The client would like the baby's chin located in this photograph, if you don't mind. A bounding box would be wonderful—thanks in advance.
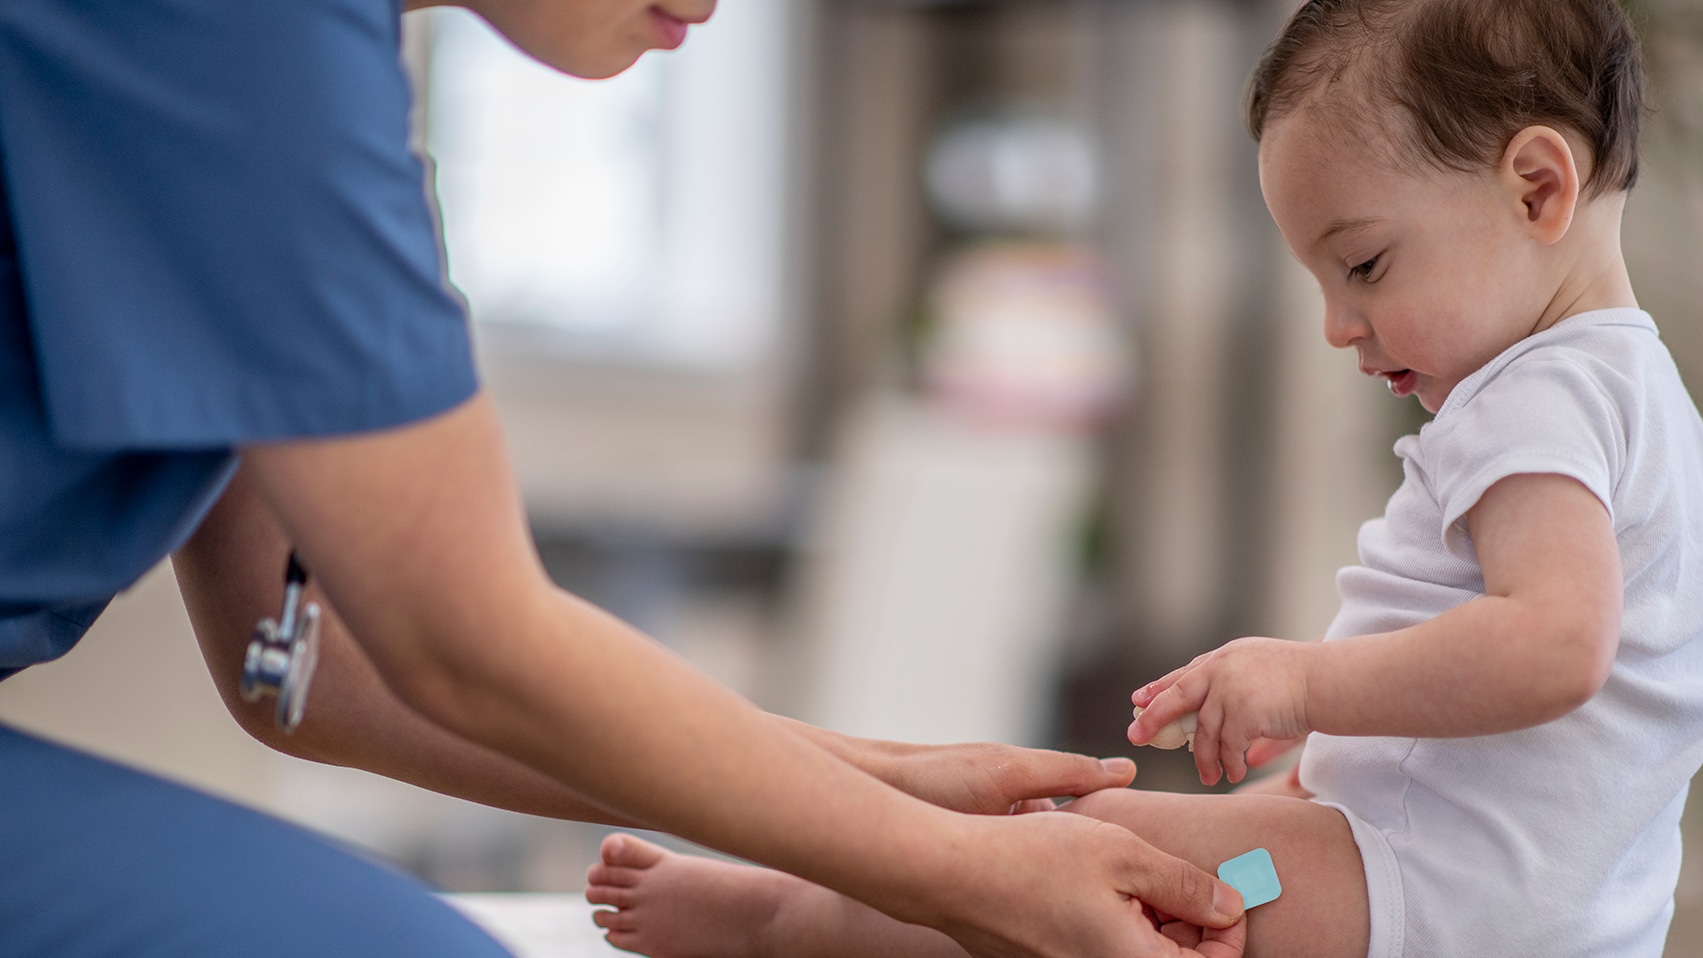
[1417,383,1450,414]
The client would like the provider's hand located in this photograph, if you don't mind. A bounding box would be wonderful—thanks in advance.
[883,741,1138,815]
[941,811,1245,958]
[1129,638,1317,786]
[772,718,1138,815]
[1151,913,1246,956]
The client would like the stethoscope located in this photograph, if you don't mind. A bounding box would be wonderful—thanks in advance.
[240,551,321,732]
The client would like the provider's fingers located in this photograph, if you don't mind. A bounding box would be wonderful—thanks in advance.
[1159,918,1202,948]
[996,750,1138,805]
[1191,916,1248,958]
[1157,917,1249,958]
[1113,829,1244,931]
[905,744,1139,813]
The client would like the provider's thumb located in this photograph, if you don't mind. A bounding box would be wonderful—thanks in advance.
[1047,754,1139,797]
[1116,831,1245,930]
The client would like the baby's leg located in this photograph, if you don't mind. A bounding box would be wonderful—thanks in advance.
[586,792,1368,958]
[1065,789,1369,958]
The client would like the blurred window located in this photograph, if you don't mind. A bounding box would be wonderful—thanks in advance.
[420,2,790,370]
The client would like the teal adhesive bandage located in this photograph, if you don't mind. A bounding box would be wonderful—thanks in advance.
[1217,847,1282,909]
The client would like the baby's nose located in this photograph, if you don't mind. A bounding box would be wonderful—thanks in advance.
[1322,302,1370,349]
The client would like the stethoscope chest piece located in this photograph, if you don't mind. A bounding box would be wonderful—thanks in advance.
[240,551,320,733]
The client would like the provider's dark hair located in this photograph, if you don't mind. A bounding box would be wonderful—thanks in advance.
[1246,0,1646,195]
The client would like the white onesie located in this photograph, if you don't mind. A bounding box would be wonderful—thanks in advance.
[1299,309,1703,958]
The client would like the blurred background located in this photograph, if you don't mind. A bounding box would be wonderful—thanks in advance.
[3,0,1702,949]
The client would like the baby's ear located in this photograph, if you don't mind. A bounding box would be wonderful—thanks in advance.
[1500,125,1581,245]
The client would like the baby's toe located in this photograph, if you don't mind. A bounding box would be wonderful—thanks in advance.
[600,832,670,869]
[586,883,638,909]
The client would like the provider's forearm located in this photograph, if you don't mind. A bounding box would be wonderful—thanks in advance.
[415,586,975,921]
[179,473,1126,828]
[174,479,638,825]
[238,397,972,925]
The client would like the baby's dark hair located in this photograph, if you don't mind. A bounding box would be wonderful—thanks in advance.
[1246,0,1646,196]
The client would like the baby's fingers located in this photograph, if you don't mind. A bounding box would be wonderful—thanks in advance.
[1132,654,1207,707]
[1191,701,1226,786]
[1129,681,1202,746]
[1219,725,1253,785]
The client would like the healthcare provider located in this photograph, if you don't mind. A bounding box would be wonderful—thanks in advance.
[0,1,1246,955]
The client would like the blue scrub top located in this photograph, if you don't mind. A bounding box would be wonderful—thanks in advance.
[0,0,478,678]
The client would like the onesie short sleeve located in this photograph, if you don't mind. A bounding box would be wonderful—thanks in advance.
[0,0,476,447]
[0,0,476,678]
[1420,354,1624,559]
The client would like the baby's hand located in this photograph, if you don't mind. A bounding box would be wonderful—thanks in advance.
[1128,708,1197,750]
[1128,637,1317,786]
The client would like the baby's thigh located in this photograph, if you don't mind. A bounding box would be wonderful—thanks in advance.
[1065,789,1368,958]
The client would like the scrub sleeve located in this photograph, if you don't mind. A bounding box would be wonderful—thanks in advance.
[0,0,507,953]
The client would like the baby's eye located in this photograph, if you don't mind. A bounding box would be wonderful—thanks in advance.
[1349,255,1381,282]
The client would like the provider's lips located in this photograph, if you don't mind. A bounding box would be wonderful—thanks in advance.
[648,6,704,50]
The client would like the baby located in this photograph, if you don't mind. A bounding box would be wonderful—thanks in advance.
[583,1,1703,956]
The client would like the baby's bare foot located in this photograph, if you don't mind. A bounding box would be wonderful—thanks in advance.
[585,833,797,958]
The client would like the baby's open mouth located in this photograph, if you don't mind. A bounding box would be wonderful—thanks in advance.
[1379,369,1417,396]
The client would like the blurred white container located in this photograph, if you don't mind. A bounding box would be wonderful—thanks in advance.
[921,242,1130,430]
[796,395,1096,747]
[925,112,1101,236]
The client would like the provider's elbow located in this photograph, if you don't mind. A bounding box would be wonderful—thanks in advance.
[360,618,518,746]
[225,694,343,764]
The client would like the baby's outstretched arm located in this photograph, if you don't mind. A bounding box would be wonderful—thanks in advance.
[1132,472,1621,785]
